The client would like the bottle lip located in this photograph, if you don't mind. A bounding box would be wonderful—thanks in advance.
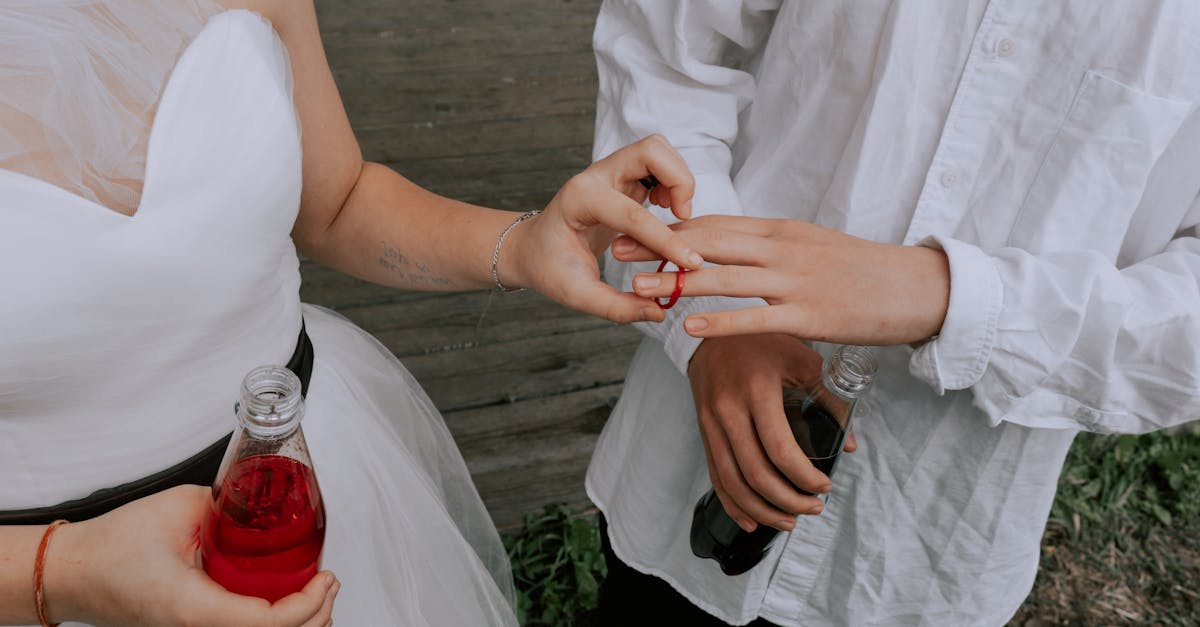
[822,345,877,399]
[238,365,304,438]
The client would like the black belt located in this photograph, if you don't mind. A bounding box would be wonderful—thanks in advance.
[0,322,315,525]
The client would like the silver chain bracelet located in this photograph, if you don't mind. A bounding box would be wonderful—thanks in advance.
[491,209,542,292]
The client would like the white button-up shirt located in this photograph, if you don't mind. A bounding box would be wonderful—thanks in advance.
[587,2,1200,625]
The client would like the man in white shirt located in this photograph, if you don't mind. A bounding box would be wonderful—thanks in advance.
[586,1,1200,625]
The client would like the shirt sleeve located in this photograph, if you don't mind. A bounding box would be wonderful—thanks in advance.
[593,0,780,374]
[910,201,1200,434]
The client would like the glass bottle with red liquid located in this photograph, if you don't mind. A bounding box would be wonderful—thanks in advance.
[201,365,326,603]
[690,345,877,576]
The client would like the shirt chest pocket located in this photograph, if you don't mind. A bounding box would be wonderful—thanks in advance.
[1007,71,1196,257]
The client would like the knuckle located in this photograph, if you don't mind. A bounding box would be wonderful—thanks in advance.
[697,225,724,246]
[711,398,741,421]
[562,173,591,196]
[606,302,634,324]
[623,203,651,226]
[643,133,669,148]
[765,438,795,463]
[745,466,775,492]
[745,308,772,330]
[716,464,744,491]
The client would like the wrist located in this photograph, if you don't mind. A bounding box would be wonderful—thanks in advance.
[899,244,951,342]
[40,520,91,625]
[492,210,541,291]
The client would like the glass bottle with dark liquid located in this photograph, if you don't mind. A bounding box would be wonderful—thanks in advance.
[690,345,876,576]
[201,365,326,602]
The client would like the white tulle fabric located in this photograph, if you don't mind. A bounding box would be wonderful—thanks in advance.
[0,0,225,215]
[0,7,516,625]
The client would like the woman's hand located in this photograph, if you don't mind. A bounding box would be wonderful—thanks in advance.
[44,485,338,627]
[503,135,705,324]
[615,216,951,344]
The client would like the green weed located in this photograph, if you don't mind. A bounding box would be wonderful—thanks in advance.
[1051,429,1200,539]
[503,504,606,627]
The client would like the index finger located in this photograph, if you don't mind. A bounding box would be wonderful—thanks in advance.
[595,134,695,221]
[592,186,704,270]
[750,395,833,495]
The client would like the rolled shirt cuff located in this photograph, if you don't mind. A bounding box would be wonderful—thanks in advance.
[909,235,1004,394]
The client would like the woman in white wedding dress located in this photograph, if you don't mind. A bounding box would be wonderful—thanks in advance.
[0,1,701,625]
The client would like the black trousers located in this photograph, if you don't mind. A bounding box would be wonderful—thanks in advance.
[596,514,781,627]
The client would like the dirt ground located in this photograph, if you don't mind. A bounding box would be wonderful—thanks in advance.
[1009,522,1200,626]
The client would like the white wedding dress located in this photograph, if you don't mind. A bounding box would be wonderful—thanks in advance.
[0,5,517,626]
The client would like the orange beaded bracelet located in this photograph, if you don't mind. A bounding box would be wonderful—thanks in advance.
[33,520,67,627]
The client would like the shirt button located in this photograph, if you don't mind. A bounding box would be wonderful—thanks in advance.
[940,170,959,188]
[997,38,1016,57]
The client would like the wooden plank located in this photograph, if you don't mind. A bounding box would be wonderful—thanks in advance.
[353,112,595,162]
[446,384,622,531]
[308,0,618,527]
[336,291,615,357]
[403,324,641,412]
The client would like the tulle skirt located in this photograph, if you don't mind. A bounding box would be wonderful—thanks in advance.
[50,304,519,626]
[292,304,517,625]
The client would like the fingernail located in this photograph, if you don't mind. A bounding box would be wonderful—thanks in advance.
[808,503,824,515]
[685,317,709,332]
[776,518,796,531]
[613,238,635,253]
[737,519,757,533]
[686,250,703,267]
[817,483,832,494]
[325,573,336,587]
[634,275,661,290]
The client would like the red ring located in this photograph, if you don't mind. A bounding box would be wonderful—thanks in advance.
[655,259,687,310]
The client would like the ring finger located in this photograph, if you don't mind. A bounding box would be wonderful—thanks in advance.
[633,266,786,301]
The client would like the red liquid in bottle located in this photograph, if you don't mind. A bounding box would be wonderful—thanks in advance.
[201,454,326,602]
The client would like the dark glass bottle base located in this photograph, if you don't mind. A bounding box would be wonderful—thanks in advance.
[689,491,780,576]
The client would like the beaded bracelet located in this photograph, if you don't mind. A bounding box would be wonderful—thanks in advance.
[34,520,67,627]
[491,209,542,292]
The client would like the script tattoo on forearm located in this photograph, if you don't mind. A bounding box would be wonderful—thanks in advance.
[378,242,455,288]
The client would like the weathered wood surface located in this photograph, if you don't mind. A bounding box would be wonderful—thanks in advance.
[309,0,631,531]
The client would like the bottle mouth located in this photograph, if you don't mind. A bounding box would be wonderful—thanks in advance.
[238,365,304,437]
[823,345,877,399]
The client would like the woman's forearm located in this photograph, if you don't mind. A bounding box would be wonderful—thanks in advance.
[293,162,528,292]
[0,525,61,625]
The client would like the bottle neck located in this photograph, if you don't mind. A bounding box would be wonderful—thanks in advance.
[237,365,305,439]
[822,345,878,400]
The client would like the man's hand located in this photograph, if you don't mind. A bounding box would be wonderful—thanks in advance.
[688,334,841,532]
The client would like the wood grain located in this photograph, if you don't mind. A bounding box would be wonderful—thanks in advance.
[308,0,636,529]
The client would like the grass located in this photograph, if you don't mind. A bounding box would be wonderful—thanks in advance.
[505,429,1200,626]
[1009,428,1200,626]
